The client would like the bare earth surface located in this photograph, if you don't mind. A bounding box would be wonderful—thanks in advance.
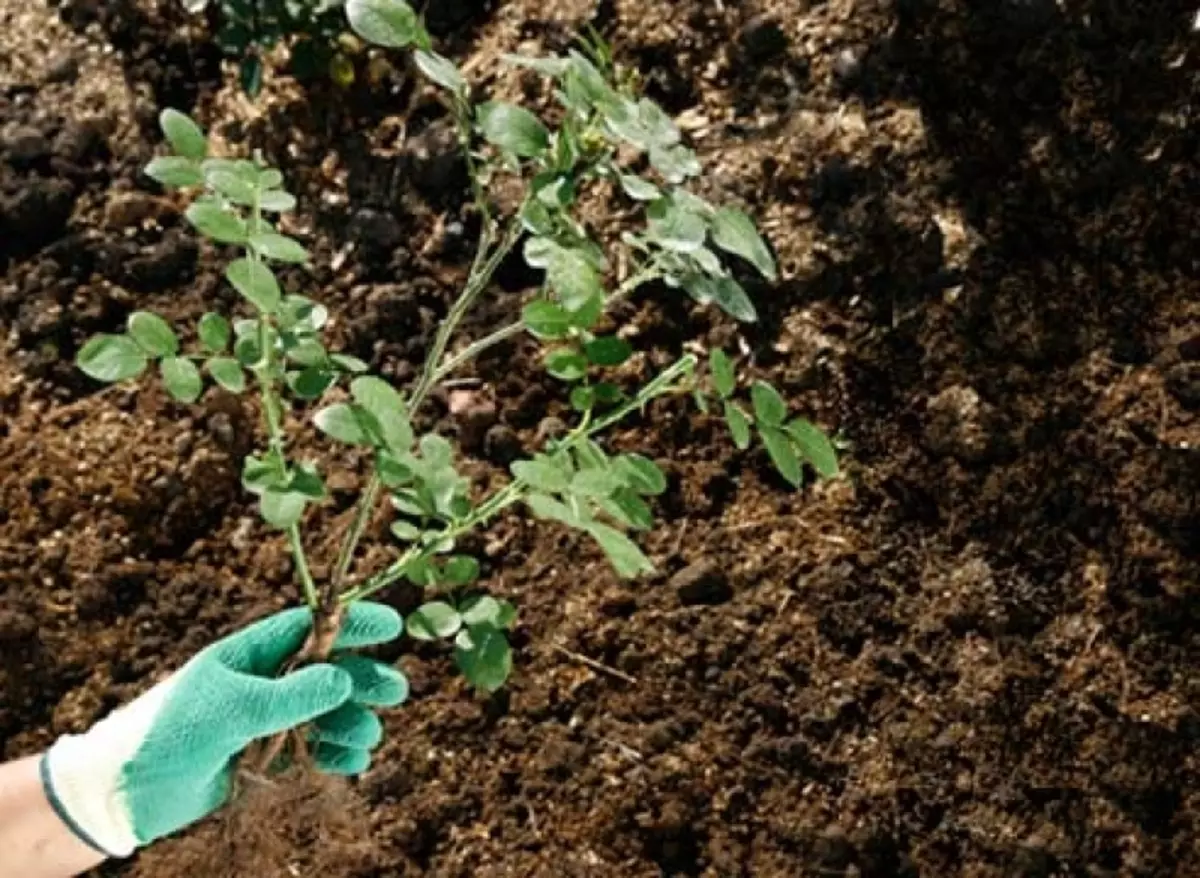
[1,0,1199,875]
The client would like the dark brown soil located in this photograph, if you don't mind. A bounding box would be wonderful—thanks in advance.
[2,0,1199,876]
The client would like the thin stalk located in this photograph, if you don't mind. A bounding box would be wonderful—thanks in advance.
[247,191,318,609]
[329,215,522,589]
[433,260,666,386]
[338,354,696,605]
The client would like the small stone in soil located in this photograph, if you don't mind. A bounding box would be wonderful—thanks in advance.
[671,560,732,606]
[45,51,81,84]
[3,125,51,168]
[483,424,521,465]
[738,16,789,63]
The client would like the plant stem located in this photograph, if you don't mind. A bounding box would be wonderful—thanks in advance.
[434,260,665,385]
[246,193,318,609]
[329,215,523,591]
[337,354,696,605]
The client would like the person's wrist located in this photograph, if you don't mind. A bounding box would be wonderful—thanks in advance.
[41,673,182,858]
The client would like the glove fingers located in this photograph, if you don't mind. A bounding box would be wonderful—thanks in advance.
[214,607,314,675]
[234,664,353,740]
[312,741,371,776]
[332,655,409,707]
[333,602,404,650]
[312,703,383,750]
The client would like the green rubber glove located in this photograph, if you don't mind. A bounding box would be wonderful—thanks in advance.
[40,602,407,858]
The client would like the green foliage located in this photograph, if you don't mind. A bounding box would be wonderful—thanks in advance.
[72,26,841,701]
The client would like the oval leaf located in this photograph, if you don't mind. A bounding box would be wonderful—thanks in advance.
[346,0,419,48]
[160,356,203,403]
[351,376,412,451]
[145,156,202,188]
[407,602,462,641]
[260,489,307,528]
[750,380,787,426]
[186,201,247,244]
[443,555,480,586]
[761,426,802,488]
[787,419,839,478]
[616,454,667,496]
[198,312,231,352]
[587,522,654,578]
[725,401,752,450]
[314,403,372,445]
[511,459,570,493]
[258,190,296,213]
[477,101,550,158]
[225,258,281,311]
[711,207,778,281]
[584,336,633,367]
[709,349,736,399]
[683,274,757,323]
[523,300,572,340]
[454,624,512,692]
[207,357,246,393]
[414,49,466,93]
[545,348,588,382]
[250,232,308,264]
[128,311,179,357]
[77,335,147,382]
[159,109,207,160]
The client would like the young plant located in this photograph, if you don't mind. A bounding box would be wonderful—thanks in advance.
[77,23,837,743]
[183,0,363,95]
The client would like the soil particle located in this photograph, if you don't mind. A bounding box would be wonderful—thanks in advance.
[671,559,732,607]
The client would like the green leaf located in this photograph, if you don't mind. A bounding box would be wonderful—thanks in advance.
[750,380,787,426]
[198,313,231,352]
[351,376,412,451]
[787,419,839,478]
[160,357,202,403]
[443,555,480,586]
[145,156,202,188]
[711,207,777,281]
[454,624,512,692]
[570,385,595,412]
[159,109,207,160]
[619,174,660,201]
[206,168,257,205]
[761,426,802,487]
[548,248,604,312]
[346,0,419,48]
[587,522,654,578]
[207,357,245,393]
[584,336,633,367]
[185,201,247,244]
[331,353,370,373]
[571,468,623,498]
[725,401,752,450]
[260,490,307,528]
[314,403,372,445]
[573,439,608,470]
[288,463,326,499]
[242,454,287,495]
[683,274,757,323]
[477,101,550,157]
[407,602,462,641]
[379,454,415,488]
[234,334,263,367]
[77,334,148,382]
[545,348,588,382]
[258,190,296,213]
[419,434,454,468]
[250,233,308,263]
[390,519,420,541]
[603,488,654,530]
[647,198,707,253]
[525,493,582,526]
[239,55,263,98]
[127,311,178,357]
[523,300,573,340]
[709,349,736,399]
[288,366,334,399]
[414,49,466,93]
[284,337,327,368]
[511,458,570,493]
[649,143,701,183]
[460,595,503,627]
[404,557,438,587]
[225,258,281,311]
[615,454,667,495]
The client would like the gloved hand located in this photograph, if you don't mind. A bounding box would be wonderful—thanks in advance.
[40,602,407,859]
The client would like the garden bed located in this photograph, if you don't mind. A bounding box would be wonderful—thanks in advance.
[1,0,1198,875]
